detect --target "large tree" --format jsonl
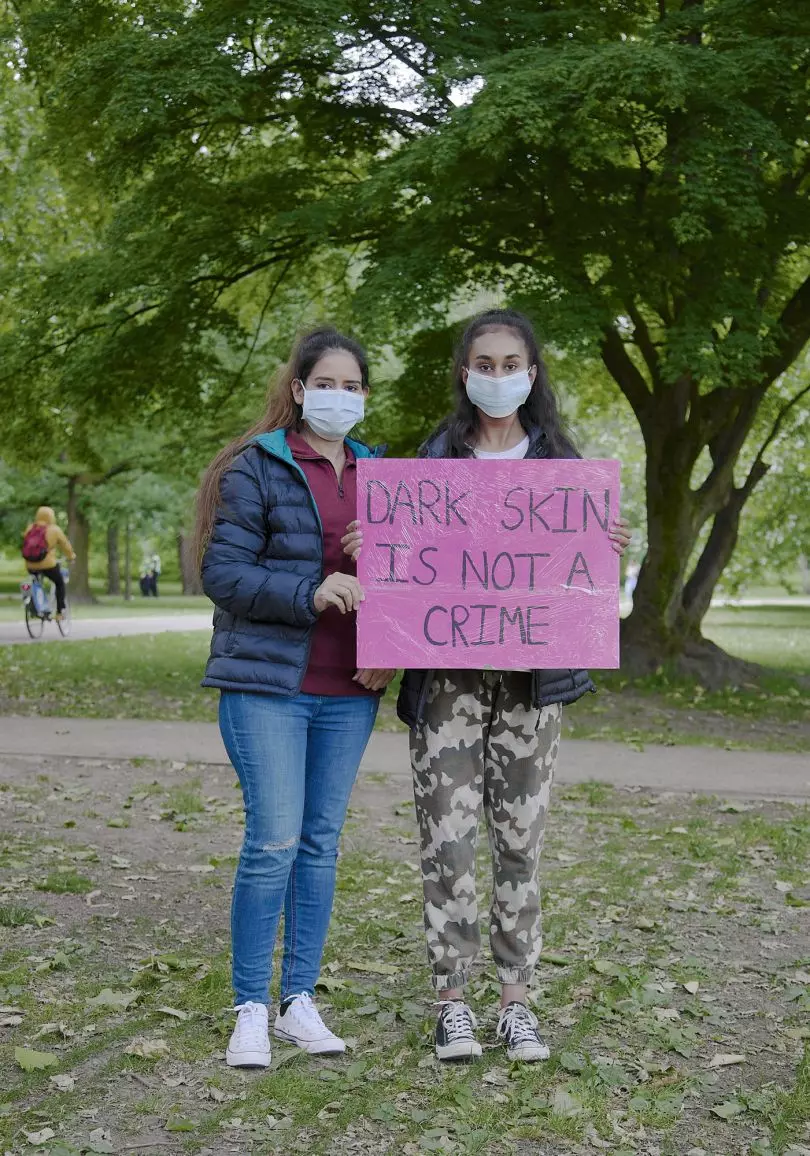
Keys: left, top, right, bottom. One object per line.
{"left": 4, "top": 1, "right": 810, "bottom": 675}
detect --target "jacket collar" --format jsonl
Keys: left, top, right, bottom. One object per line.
{"left": 421, "top": 422, "right": 548, "bottom": 459}
{"left": 253, "top": 428, "right": 382, "bottom": 461}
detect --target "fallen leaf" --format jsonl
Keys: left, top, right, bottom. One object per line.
{"left": 125, "top": 1037, "right": 169, "bottom": 1058}
{"left": 708, "top": 1053, "right": 746, "bottom": 1068}
{"left": 15, "top": 1046, "right": 58, "bottom": 1071}
{"left": 86, "top": 1127, "right": 115, "bottom": 1153}
{"left": 315, "top": 976, "right": 345, "bottom": 993}
{"left": 23, "top": 1128, "right": 56, "bottom": 1144}
{"left": 539, "top": 951, "right": 571, "bottom": 966}
{"left": 710, "top": 1099, "right": 746, "bottom": 1120}
{"left": 671, "top": 827, "right": 689, "bottom": 835}
{"left": 683, "top": 981, "right": 700, "bottom": 995}
{"left": 551, "top": 1088, "right": 583, "bottom": 1117}
{"left": 157, "top": 1006, "right": 190, "bottom": 1021}
{"left": 50, "top": 1073, "right": 76, "bottom": 1091}
{"left": 481, "top": 1068, "right": 509, "bottom": 1086}
{"left": 165, "top": 1116, "right": 196, "bottom": 1132}
{"left": 86, "top": 988, "right": 139, "bottom": 1010}
{"left": 345, "top": 960, "right": 399, "bottom": 976}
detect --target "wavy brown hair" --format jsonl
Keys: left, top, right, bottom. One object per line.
{"left": 193, "top": 327, "right": 370, "bottom": 569}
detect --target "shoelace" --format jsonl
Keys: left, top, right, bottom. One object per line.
{"left": 438, "top": 1000, "right": 478, "bottom": 1042}
{"left": 233, "top": 1001, "right": 268, "bottom": 1048}
{"left": 287, "top": 992, "right": 330, "bottom": 1034}
{"left": 499, "top": 1003, "right": 541, "bottom": 1044}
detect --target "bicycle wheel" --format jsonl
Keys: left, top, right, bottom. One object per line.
{"left": 24, "top": 602, "right": 44, "bottom": 639}
{"left": 56, "top": 598, "right": 71, "bottom": 636}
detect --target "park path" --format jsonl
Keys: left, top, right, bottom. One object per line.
{"left": 2, "top": 595, "right": 807, "bottom": 647}
{"left": 0, "top": 612, "right": 212, "bottom": 646}
{"left": 0, "top": 715, "right": 807, "bottom": 800}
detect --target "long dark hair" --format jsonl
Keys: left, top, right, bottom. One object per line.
{"left": 193, "top": 327, "right": 370, "bottom": 568}
{"left": 439, "top": 309, "right": 578, "bottom": 459}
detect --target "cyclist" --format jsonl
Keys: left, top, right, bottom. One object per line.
{"left": 21, "top": 506, "right": 76, "bottom": 620}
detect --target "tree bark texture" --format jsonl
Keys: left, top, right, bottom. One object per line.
{"left": 177, "top": 531, "right": 203, "bottom": 595}
{"left": 106, "top": 522, "right": 120, "bottom": 595}
{"left": 66, "top": 477, "right": 94, "bottom": 603}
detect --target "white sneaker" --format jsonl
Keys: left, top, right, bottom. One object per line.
{"left": 274, "top": 992, "right": 345, "bottom": 1055}
{"left": 226, "top": 1001, "right": 271, "bottom": 1068}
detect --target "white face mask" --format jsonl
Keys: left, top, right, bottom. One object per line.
{"left": 301, "top": 388, "right": 365, "bottom": 441}
{"left": 465, "top": 368, "right": 533, "bottom": 419}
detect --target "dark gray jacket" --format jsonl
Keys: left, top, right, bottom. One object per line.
{"left": 396, "top": 424, "right": 596, "bottom": 729}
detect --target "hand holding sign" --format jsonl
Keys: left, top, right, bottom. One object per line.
{"left": 356, "top": 459, "right": 621, "bottom": 670}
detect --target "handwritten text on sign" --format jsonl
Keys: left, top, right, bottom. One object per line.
{"left": 356, "top": 459, "right": 620, "bottom": 670}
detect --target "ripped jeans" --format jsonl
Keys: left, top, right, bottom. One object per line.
{"left": 219, "top": 690, "right": 378, "bottom": 1005}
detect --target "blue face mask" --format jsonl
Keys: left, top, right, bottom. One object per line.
{"left": 465, "top": 369, "right": 532, "bottom": 418}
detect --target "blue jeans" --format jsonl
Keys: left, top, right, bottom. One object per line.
{"left": 219, "top": 690, "right": 378, "bottom": 1005}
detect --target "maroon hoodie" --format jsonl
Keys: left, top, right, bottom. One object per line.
{"left": 287, "top": 431, "right": 373, "bottom": 697}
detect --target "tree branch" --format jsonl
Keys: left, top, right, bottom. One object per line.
{"left": 599, "top": 324, "right": 652, "bottom": 422}
{"left": 626, "top": 301, "right": 662, "bottom": 388}
{"left": 742, "top": 379, "right": 810, "bottom": 498}
{"left": 758, "top": 274, "right": 810, "bottom": 388}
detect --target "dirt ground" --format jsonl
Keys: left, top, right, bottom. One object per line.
{"left": 0, "top": 753, "right": 808, "bottom": 1156}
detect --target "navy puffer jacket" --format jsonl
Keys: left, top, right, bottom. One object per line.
{"left": 201, "top": 429, "right": 381, "bottom": 696}
{"left": 396, "top": 423, "right": 596, "bottom": 729}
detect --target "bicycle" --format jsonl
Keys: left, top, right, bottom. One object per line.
{"left": 20, "top": 567, "right": 71, "bottom": 639}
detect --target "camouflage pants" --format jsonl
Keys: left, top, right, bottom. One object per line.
{"left": 410, "top": 671, "right": 562, "bottom": 992}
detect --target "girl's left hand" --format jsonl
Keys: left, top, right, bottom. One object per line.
{"left": 342, "top": 520, "right": 363, "bottom": 562}
{"left": 609, "top": 517, "right": 632, "bottom": 556}
{"left": 353, "top": 668, "right": 397, "bottom": 692}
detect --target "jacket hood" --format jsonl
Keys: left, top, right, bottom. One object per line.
{"left": 35, "top": 506, "right": 56, "bottom": 525}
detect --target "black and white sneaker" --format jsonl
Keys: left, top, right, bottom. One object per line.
{"left": 434, "top": 1000, "right": 482, "bottom": 1061}
{"left": 496, "top": 1001, "right": 550, "bottom": 1062}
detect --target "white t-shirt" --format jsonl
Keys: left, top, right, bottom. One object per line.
{"left": 473, "top": 435, "right": 530, "bottom": 460}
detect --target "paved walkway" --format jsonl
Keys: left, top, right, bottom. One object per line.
{"left": 0, "top": 613, "right": 212, "bottom": 646}
{"left": 2, "top": 595, "right": 806, "bottom": 648}
{"left": 0, "top": 716, "right": 807, "bottom": 800}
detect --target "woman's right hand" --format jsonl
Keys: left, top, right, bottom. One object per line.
{"left": 313, "top": 572, "right": 365, "bottom": 615}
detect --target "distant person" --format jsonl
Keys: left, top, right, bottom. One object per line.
{"left": 139, "top": 563, "right": 153, "bottom": 597}
{"left": 21, "top": 506, "right": 76, "bottom": 620}
{"left": 624, "top": 559, "right": 640, "bottom": 602}
{"left": 151, "top": 552, "right": 162, "bottom": 597}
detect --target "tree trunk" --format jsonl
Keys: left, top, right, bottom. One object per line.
{"left": 66, "top": 476, "right": 95, "bottom": 603}
{"left": 619, "top": 427, "right": 699, "bottom": 669}
{"left": 106, "top": 522, "right": 120, "bottom": 595}
{"left": 177, "top": 531, "right": 203, "bottom": 595}
{"left": 124, "top": 519, "right": 132, "bottom": 600}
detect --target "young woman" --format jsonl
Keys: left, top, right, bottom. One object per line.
{"left": 195, "top": 328, "right": 395, "bottom": 1069}
{"left": 397, "top": 309, "right": 631, "bottom": 1063}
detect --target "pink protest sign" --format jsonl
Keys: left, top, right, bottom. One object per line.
{"left": 356, "top": 458, "right": 620, "bottom": 670}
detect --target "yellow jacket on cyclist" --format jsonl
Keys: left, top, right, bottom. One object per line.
{"left": 23, "top": 507, "right": 76, "bottom": 571}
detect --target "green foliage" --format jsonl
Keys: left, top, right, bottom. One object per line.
{"left": 1, "top": 1, "right": 809, "bottom": 657}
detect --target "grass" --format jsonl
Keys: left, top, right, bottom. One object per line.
{"left": 1, "top": 758, "right": 809, "bottom": 1155}
{"left": 1, "top": 604, "right": 808, "bottom": 749}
